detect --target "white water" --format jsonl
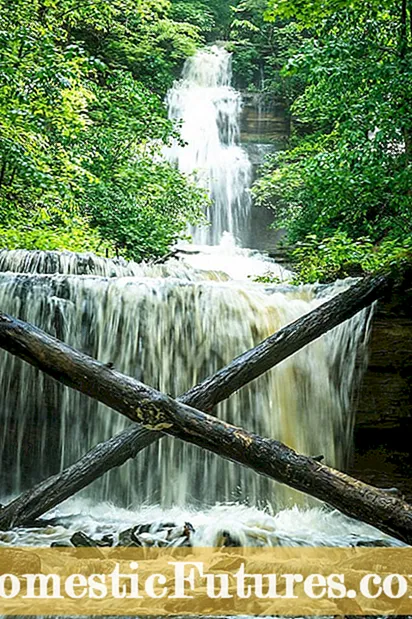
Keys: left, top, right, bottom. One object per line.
{"left": 1, "top": 500, "right": 401, "bottom": 548}
{"left": 0, "top": 45, "right": 389, "bottom": 549}
{"left": 166, "top": 46, "right": 252, "bottom": 245}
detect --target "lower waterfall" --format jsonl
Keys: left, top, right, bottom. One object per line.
{"left": 0, "top": 247, "right": 371, "bottom": 512}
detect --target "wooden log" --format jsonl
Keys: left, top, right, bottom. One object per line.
{"left": 0, "top": 274, "right": 388, "bottom": 528}
{"left": 2, "top": 276, "right": 412, "bottom": 544}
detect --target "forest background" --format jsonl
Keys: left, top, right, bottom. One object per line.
{"left": 0, "top": 0, "right": 411, "bottom": 281}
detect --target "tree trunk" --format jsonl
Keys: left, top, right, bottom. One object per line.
{"left": 1, "top": 275, "right": 412, "bottom": 543}
{"left": 0, "top": 274, "right": 388, "bottom": 529}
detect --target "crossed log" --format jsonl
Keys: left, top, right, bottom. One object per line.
{"left": 1, "top": 273, "right": 412, "bottom": 544}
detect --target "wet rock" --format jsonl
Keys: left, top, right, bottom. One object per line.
{"left": 25, "top": 517, "right": 60, "bottom": 528}
{"left": 96, "top": 534, "right": 114, "bottom": 547}
{"left": 157, "top": 522, "right": 175, "bottom": 530}
{"left": 221, "top": 531, "right": 241, "bottom": 547}
{"left": 183, "top": 522, "right": 195, "bottom": 538}
{"left": 163, "top": 522, "right": 194, "bottom": 545}
{"left": 71, "top": 531, "right": 100, "bottom": 547}
{"left": 117, "top": 526, "right": 143, "bottom": 547}
{"left": 0, "top": 531, "right": 17, "bottom": 543}
{"left": 161, "top": 521, "right": 194, "bottom": 547}
{"left": 117, "top": 521, "right": 195, "bottom": 548}
{"left": 135, "top": 531, "right": 166, "bottom": 547}
{"left": 134, "top": 523, "right": 152, "bottom": 535}
{"left": 355, "top": 539, "right": 392, "bottom": 548}
{"left": 46, "top": 521, "right": 196, "bottom": 550}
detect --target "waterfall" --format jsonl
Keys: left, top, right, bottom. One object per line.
{"left": 0, "top": 45, "right": 373, "bottom": 524}
{"left": 166, "top": 45, "right": 252, "bottom": 246}
{"left": 0, "top": 250, "right": 370, "bottom": 509}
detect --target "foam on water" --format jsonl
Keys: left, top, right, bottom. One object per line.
{"left": 177, "top": 232, "right": 290, "bottom": 281}
{"left": 0, "top": 499, "right": 402, "bottom": 548}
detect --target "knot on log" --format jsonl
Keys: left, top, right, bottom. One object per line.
{"left": 135, "top": 398, "right": 174, "bottom": 431}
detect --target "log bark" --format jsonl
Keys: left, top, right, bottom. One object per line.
{"left": 1, "top": 275, "right": 412, "bottom": 544}
{"left": 0, "top": 274, "right": 388, "bottom": 529}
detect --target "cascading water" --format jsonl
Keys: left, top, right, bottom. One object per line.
{"left": 0, "top": 249, "right": 370, "bottom": 510}
{"left": 166, "top": 46, "right": 252, "bottom": 246}
{"left": 0, "top": 46, "right": 390, "bottom": 548}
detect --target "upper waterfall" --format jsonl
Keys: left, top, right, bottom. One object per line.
{"left": 166, "top": 46, "right": 252, "bottom": 246}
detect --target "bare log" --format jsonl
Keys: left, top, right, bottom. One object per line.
{"left": 0, "top": 274, "right": 388, "bottom": 529}
{"left": 2, "top": 276, "right": 412, "bottom": 543}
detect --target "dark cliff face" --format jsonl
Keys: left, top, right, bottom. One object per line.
{"left": 240, "top": 93, "right": 290, "bottom": 148}
{"left": 351, "top": 293, "right": 412, "bottom": 499}
{"left": 240, "top": 93, "right": 290, "bottom": 250}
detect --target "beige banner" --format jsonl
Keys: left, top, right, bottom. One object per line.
{"left": 1, "top": 547, "right": 412, "bottom": 615}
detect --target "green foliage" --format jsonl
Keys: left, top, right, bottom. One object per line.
{"left": 171, "top": 0, "right": 234, "bottom": 40}
{"left": 253, "top": 0, "right": 412, "bottom": 268}
{"left": 225, "top": 0, "right": 305, "bottom": 97}
{"left": 265, "top": 0, "right": 394, "bottom": 25}
{"left": 170, "top": 1, "right": 217, "bottom": 37}
{"left": 254, "top": 233, "right": 412, "bottom": 285}
{"left": 0, "top": 223, "right": 107, "bottom": 254}
{"left": 169, "top": 0, "right": 304, "bottom": 97}
{"left": 170, "top": 0, "right": 303, "bottom": 96}
{"left": 291, "top": 233, "right": 412, "bottom": 284}
{"left": 0, "top": 199, "right": 110, "bottom": 254}
{"left": 253, "top": 272, "right": 284, "bottom": 284}
{"left": 254, "top": 128, "right": 412, "bottom": 241}
{"left": 0, "top": 6, "right": 94, "bottom": 209}
{"left": 0, "top": 0, "right": 207, "bottom": 260}
{"left": 85, "top": 160, "right": 208, "bottom": 262}
{"left": 76, "top": 0, "right": 201, "bottom": 96}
